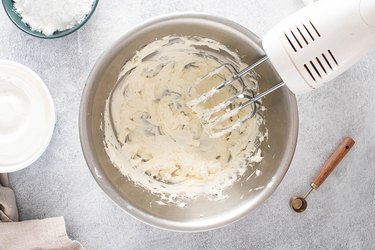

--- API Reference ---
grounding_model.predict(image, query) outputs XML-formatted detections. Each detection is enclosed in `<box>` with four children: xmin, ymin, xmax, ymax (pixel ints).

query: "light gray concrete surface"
<box><xmin>1</xmin><ymin>0</ymin><xmax>375</xmax><ymax>249</ymax></box>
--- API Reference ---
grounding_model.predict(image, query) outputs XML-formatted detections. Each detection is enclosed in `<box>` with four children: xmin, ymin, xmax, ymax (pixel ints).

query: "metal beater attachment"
<box><xmin>187</xmin><ymin>56</ymin><xmax>285</xmax><ymax>138</ymax></box>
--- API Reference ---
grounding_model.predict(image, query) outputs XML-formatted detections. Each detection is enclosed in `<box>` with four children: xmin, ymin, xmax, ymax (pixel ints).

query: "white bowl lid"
<box><xmin>0</xmin><ymin>60</ymin><xmax>55</xmax><ymax>173</ymax></box>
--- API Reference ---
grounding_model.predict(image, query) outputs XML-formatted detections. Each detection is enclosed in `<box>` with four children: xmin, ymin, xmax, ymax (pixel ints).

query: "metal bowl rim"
<box><xmin>79</xmin><ymin>12</ymin><xmax>299</xmax><ymax>232</ymax></box>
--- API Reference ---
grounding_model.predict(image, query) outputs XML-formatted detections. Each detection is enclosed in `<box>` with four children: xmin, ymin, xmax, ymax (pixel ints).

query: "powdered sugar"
<box><xmin>13</xmin><ymin>0</ymin><xmax>95</xmax><ymax>36</ymax></box>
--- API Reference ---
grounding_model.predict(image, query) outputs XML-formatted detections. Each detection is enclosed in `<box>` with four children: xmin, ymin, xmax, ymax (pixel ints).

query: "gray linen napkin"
<box><xmin>0</xmin><ymin>173</ymin><xmax>84</xmax><ymax>250</ymax></box>
<box><xmin>0</xmin><ymin>173</ymin><xmax>18</xmax><ymax>222</ymax></box>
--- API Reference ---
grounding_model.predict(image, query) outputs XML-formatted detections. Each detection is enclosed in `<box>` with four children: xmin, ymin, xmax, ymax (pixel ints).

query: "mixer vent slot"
<box><xmin>297</xmin><ymin>27</ymin><xmax>308</xmax><ymax>45</ymax></box>
<box><xmin>304</xmin><ymin>64</ymin><xmax>315</xmax><ymax>81</ymax></box>
<box><xmin>285</xmin><ymin>33</ymin><xmax>297</xmax><ymax>52</ymax></box>
<box><xmin>285</xmin><ymin>20</ymin><xmax>321</xmax><ymax>52</ymax></box>
<box><xmin>304</xmin><ymin>50</ymin><xmax>338</xmax><ymax>81</ymax></box>
<box><xmin>322</xmin><ymin>53</ymin><xmax>332</xmax><ymax>69</ymax></box>
<box><xmin>291</xmin><ymin>30</ymin><xmax>303</xmax><ymax>49</ymax></box>
<box><xmin>309</xmin><ymin>20</ymin><xmax>321</xmax><ymax>37</ymax></box>
<box><xmin>316</xmin><ymin>57</ymin><xmax>327</xmax><ymax>74</ymax></box>
<box><xmin>328</xmin><ymin>49</ymin><xmax>338</xmax><ymax>65</ymax></box>
<box><xmin>322</xmin><ymin>50</ymin><xmax>339</xmax><ymax>69</ymax></box>
<box><xmin>310</xmin><ymin>60</ymin><xmax>321</xmax><ymax>78</ymax></box>
<box><xmin>303</xmin><ymin>23</ymin><xmax>314</xmax><ymax>41</ymax></box>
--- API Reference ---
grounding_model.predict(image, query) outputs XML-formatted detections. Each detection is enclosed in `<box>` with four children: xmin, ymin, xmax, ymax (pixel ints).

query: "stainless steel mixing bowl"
<box><xmin>79</xmin><ymin>13</ymin><xmax>298</xmax><ymax>231</ymax></box>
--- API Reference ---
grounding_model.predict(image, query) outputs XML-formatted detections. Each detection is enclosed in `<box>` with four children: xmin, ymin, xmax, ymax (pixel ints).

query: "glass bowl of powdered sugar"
<box><xmin>2</xmin><ymin>0</ymin><xmax>98</xmax><ymax>39</ymax></box>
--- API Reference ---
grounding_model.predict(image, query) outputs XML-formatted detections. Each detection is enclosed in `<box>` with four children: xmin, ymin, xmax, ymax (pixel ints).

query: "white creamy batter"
<box><xmin>103</xmin><ymin>36</ymin><xmax>266</xmax><ymax>204</ymax></box>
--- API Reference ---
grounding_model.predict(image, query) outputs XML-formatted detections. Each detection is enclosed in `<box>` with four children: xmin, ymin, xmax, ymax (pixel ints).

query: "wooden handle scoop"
<box><xmin>290</xmin><ymin>137</ymin><xmax>355</xmax><ymax>213</ymax></box>
<box><xmin>311</xmin><ymin>137</ymin><xmax>355</xmax><ymax>189</ymax></box>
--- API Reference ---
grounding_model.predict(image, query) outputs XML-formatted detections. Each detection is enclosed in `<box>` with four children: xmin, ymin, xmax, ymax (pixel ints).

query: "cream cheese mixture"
<box><xmin>103</xmin><ymin>36</ymin><xmax>266</xmax><ymax>204</ymax></box>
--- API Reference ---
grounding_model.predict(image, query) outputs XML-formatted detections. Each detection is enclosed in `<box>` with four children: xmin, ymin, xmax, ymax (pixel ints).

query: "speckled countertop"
<box><xmin>1</xmin><ymin>0</ymin><xmax>374</xmax><ymax>249</ymax></box>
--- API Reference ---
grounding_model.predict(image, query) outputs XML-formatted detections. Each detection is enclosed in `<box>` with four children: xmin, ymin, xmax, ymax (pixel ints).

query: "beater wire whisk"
<box><xmin>187</xmin><ymin>56</ymin><xmax>285</xmax><ymax>138</ymax></box>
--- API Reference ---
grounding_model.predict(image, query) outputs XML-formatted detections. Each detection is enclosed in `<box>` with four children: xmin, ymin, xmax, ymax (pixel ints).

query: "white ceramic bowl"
<box><xmin>0</xmin><ymin>60</ymin><xmax>55</xmax><ymax>173</ymax></box>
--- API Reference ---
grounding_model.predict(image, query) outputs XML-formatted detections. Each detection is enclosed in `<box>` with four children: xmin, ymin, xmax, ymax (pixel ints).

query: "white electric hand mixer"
<box><xmin>188</xmin><ymin>0</ymin><xmax>375</xmax><ymax>138</ymax></box>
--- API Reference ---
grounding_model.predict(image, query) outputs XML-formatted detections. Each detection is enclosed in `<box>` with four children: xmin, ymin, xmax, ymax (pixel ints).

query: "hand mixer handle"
<box><xmin>262</xmin><ymin>0</ymin><xmax>375</xmax><ymax>95</ymax></box>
